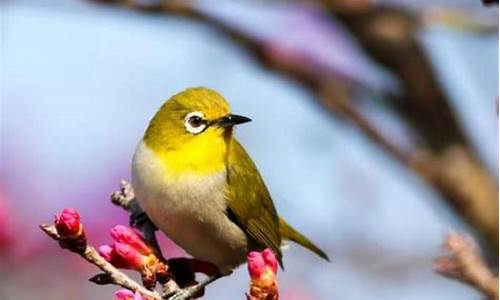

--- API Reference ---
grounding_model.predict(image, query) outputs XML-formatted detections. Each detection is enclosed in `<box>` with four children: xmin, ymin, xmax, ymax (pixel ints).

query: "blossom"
<box><xmin>100</xmin><ymin>225</ymin><xmax>167</xmax><ymax>288</ymax></box>
<box><xmin>98</xmin><ymin>243</ymin><xmax>143</xmax><ymax>269</ymax></box>
<box><xmin>114</xmin><ymin>289</ymin><xmax>145</xmax><ymax>300</ymax></box>
<box><xmin>99</xmin><ymin>225</ymin><xmax>162</xmax><ymax>272</ymax></box>
<box><xmin>53</xmin><ymin>207</ymin><xmax>86</xmax><ymax>251</ymax></box>
<box><xmin>247</xmin><ymin>248</ymin><xmax>279</xmax><ymax>300</ymax></box>
<box><xmin>261</xmin><ymin>248</ymin><xmax>278</xmax><ymax>275</ymax></box>
<box><xmin>110</xmin><ymin>225</ymin><xmax>152</xmax><ymax>255</ymax></box>
<box><xmin>0</xmin><ymin>195</ymin><xmax>13</xmax><ymax>253</ymax></box>
<box><xmin>99</xmin><ymin>241</ymin><xmax>154</xmax><ymax>270</ymax></box>
<box><xmin>247</xmin><ymin>248</ymin><xmax>278</xmax><ymax>284</ymax></box>
<box><xmin>54</xmin><ymin>208</ymin><xmax>82</xmax><ymax>238</ymax></box>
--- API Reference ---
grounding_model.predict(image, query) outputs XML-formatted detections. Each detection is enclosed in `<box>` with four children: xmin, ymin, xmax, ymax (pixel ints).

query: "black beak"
<box><xmin>215</xmin><ymin>114</ymin><xmax>252</xmax><ymax>128</ymax></box>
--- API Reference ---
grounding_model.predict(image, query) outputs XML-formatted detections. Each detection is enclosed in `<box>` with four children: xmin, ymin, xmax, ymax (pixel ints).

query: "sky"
<box><xmin>1</xmin><ymin>1</ymin><xmax>497</xmax><ymax>299</ymax></box>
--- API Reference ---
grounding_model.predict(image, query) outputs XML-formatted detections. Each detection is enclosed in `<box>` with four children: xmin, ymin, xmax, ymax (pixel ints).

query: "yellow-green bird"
<box><xmin>132</xmin><ymin>87</ymin><xmax>328</xmax><ymax>294</ymax></box>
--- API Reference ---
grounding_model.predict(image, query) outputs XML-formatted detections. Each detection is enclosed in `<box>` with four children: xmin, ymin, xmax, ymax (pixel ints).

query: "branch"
<box><xmin>110</xmin><ymin>180</ymin><xmax>183</xmax><ymax>298</ymax></box>
<box><xmin>39</xmin><ymin>191</ymin><xmax>183</xmax><ymax>299</ymax></box>
<box><xmin>435</xmin><ymin>232</ymin><xmax>499</xmax><ymax>300</ymax></box>
<box><xmin>111</xmin><ymin>179</ymin><xmax>136</xmax><ymax>210</ymax></box>
<box><xmin>319</xmin><ymin>0</ymin><xmax>498</xmax><ymax>254</ymax></box>
<box><xmin>88</xmin><ymin>0</ymin><xmax>498</xmax><ymax>256</ymax></box>
<box><xmin>42</xmin><ymin>181</ymin><xmax>280</xmax><ymax>299</ymax></box>
<box><xmin>39</xmin><ymin>223</ymin><xmax>162</xmax><ymax>300</ymax></box>
<box><xmin>482</xmin><ymin>0</ymin><xmax>498</xmax><ymax>6</ymax></box>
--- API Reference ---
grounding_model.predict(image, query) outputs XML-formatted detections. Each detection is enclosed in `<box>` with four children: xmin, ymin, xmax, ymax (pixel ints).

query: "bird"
<box><xmin>132</xmin><ymin>87</ymin><xmax>329</xmax><ymax>297</ymax></box>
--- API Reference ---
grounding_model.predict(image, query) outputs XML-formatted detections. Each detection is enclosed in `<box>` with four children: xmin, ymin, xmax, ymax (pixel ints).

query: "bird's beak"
<box><xmin>215</xmin><ymin>114</ymin><xmax>252</xmax><ymax>128</ymax></box>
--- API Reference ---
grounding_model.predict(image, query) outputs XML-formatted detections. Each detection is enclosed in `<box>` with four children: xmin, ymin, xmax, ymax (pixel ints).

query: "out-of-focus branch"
<box><xmin>435</xmin><ymin>232</ymin><xmax>499</xmax><ymax>300</ymax></box>
<box><xmin>319</xmin><ymin>0</ymin><xmax>498</xmax><ymax>255</ymax></box>
<box><xmin>421</xmin><ymin>8</ymin><xmax>498</xmax><ymax>33</ymax></box>
<box><xmin>89</xmin><ymin>0</ymin><xmax>498</xmax><ymax>256</ymax></box>
<box><xmin>39</xmin><ymin>223</ymin><xmax>162</xmax><ymax>300</ymax></box>
<box><xmin>482</xmin><ymin>0</ymin><xmax>498</xmax><ymax>6</ymax></box>
<box><xmin>320</xmin><ymin>1</ymin><xmax>469</xmax><ymax>150</ymax></box>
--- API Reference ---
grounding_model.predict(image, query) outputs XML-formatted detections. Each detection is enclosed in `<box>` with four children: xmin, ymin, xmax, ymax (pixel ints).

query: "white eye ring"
<box><xmin>184</xmin><ymin>111</ymin><xmax>207</xmax><ymax>134</ymax></box>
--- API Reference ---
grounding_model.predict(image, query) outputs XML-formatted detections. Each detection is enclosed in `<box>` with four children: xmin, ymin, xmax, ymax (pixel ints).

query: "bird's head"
<box><xmin>143</xmin><ymin>87</ymin><xmax>251</xmax><ymax>173</ymax></box>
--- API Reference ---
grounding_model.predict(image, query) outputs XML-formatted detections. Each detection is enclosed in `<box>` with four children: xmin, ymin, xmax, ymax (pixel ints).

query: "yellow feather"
<box><xmin>154</xmin><ymin>126</ymin><xmax>228</xmax><ymax>176</ymax></box>
<box><xmin>143</xmin><ymin>87</ymin><xmax>231</xmax><ymax>176</ymax></box>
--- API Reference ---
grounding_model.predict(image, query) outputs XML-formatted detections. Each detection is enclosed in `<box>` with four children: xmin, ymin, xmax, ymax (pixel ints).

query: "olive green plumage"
<box><xmin>133</xmin><ymin>87</ymin><xmax>329</xmax><ymax>273</ymax></box>
<box><xmin>226</xmin><ymin>139</ymin><xmax>329</xmax><ymax>267</ymax></box>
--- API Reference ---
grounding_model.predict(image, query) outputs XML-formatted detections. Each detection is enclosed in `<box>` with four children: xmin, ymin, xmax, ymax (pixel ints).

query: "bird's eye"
<box><xmin>184</xmin><ymin>112</ymin><xmax>206</xmax><ymax>134</ymax></box>
<box><xmin>188</xmin><ymin>115</ymin><xmax>203</xmax><ymax>127</ymax></box>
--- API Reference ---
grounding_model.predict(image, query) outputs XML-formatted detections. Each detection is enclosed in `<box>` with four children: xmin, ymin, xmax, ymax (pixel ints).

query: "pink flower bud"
<box><xmin>54</xmin><ymin>208</ymin><xmax>82</xmax><ymax>237</ymax></box>
<box><xmin>98</xmin><ymin>245</ymin><xmax>114</xmax><ymax>262</ymax></box>
<box><xmin>102</xmin><ymin>225</ymin><xmax>165</xmax><ymax>287</ymax></box>
<box><xmin>261</xmin><ymin>248</ymin><xmax>278</xmax><ymax>275</ymax></box>
<box><xmin>247</xmin><ymin>251</ymin><xmax>267</xmax><ymax>280</ymax></box>
<box><xmin>247</xmin><ymin>248</ymin><xmax>279</xmax><ymax>300</ymax></box>
<box><xmin>99</xmin><ymin>242</ymin><xmax>146</xmax><ymax>269</ymax></box>
<box><xmin>247</xmin><ymin>248</ymin><xmax>278</xmax><ymax>280</ymax></box>
<box><xmin>113</xmin><ymin>242</ymin><xmax>145</xmax><ymax>269</ymax></box>
<box><xmin>114</xmin><ymin>289</ymin><xmax>145</xmax><ymax>300</ymax></box>
<box><xmin>111</xmin><ymin>225</ymin><xmax>152</xmax><ymax>255</ymax></box>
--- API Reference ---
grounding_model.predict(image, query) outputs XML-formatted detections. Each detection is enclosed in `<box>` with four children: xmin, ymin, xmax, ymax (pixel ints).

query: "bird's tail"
<box><xmin>279</xmin><ymin>218</ymin><xmax>330</xmax><ymax>261</ymax></box>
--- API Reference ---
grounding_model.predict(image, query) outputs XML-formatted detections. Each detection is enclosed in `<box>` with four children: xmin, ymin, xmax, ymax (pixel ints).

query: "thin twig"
<box><xmin>435</xmin><ymin>232</ymin><xmax>499</xmax><ymax>300</ymax></box>
<box><xmin>39</xmin><ymin>224</ymin><xmax>162</xmax><ymax>300</ymax></box>
<box><xmin>111</xmin><ymin>181</ymin><xmax>182</xmax><ymax>298</ymax></box>
<box><xmin>111</xmin><ymin>179</ymin><xmax>136</xmax><ymax>210</ymax></box>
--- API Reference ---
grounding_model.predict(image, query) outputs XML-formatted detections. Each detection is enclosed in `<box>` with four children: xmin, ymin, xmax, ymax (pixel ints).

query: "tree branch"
<box><xmin>39</xmin><ymin>182</ymin><xmax>204</xmax><ymax>300</ymax></box>
<box><xmin>39</xmin><ymin>224</ymin><xmax>162</xmax><ymax>300</ymax></box>
<box><xmin>41</xmin><ymin>181</ymin><xmax>280</xmax><ymax>299</ymax></box>
<box><xmin>319</xmin><ymin>0</ymin><xmax>499</xmax><ymax>255</ymax></box>
<box><xmin>435</xmin><ymin>232</ymin><xmax>499</xmax><ymax>300</ymax></box>
<box><xmin>110</xmin><ymin>180</ymin><xmax>183</xmax><ymax>298</ymax></box>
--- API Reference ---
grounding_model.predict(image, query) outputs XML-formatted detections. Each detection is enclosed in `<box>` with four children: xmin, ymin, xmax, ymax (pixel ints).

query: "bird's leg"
<box><xmin>129</xmin><ymin>200</ymin><xmax>165</xmax><ymax>261</ymax></box>
<box><xmin>165</xmin><ymin>272</ymin><xmax>228</xmax><ymax>300</ymax></box>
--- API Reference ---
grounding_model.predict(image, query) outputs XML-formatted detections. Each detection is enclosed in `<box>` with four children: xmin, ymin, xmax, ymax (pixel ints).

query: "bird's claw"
<box><xmin>127</xmin><ymin>200</ymin><xmax>165</xmax><ymax>260</ymax></box>
<box><xmin>129</xmin><ymin>201</ymin><xmax>154</xmax><ymax>229</ymax></box>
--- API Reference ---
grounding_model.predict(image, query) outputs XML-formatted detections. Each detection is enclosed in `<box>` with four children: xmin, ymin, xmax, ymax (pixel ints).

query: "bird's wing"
<box><xmin>225</xmin><ymin>139</ymin><xmax>283</xmax><ymax>266</ymax></box>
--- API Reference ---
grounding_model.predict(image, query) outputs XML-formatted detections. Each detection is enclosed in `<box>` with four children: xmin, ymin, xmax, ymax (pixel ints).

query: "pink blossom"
<box><xmin>110</xmin><ymin>225</ymin><xmax>152</xmax><ymax>255</ymax></box>
<box><xmin>247</xmin><ymin>248</ymin><xmax>278</xmax><ymax>281</ymax></box>
<box><xmin>100</xmin><ymin>225</ymin><xmax>158</xmax><ymax>270</ymax></box>
<box><xmin>113</xmin><ymin>242</ymin><xmax>145</xmax><ymax>268</ymax></box>
<box><xmin>98</xmin><ymin>244</ymin><xmax>114</xmax><ymax>262</ymax></box>
<box><xmin>0</xmin><ymin>195</ymin><xmax>13</xmax><ymax>253</ymax></box>
<box><xmin>100</xmin><ymin>224</ymin><xmax>165</xmax><ymax>283</ymax></box>
<box><xmin>114</xmin><ymin>289</ymin><xmax>145</xmax><ymax>300</ymax></box>
<box><xmin>247</xmin><ymin>248</ymin><xmax>279</xmax><ymax>300</ymax></box>
<box><xmin>247</xmin><ymin>251</ymin><xmax>267</xmax><ymax>280</ymax></box>
<box><xmin>54</xmin><ymin>208</ymin><xmax>82</xmax><ymax>238</ymax></box>
<box><xmin>99</xmin><ymin>242</ymin><xmax>146</xmax><ymax>269</ymax></box>
<box><xmin>261</xmin><ymin>248</ymin><xmax>278</xmax><ymax>274</ymax></box>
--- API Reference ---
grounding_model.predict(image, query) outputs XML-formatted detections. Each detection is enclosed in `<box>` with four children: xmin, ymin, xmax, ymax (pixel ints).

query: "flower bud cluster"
<box><xmin>247</xmin><ymin>248</ymin><xmax>279</xmax><ymax>300</ymax></box>
<box><xmin>99</xmin><ymin>225</ymin><xmax>168</xmax><ymax>288</ymax></box>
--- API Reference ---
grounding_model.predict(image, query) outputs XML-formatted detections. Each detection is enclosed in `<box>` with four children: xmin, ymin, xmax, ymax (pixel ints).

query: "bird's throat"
<box><xmin>147</xmin><ymin>129</ymin><xmax>230</xmax><ymax>177</ymax></box>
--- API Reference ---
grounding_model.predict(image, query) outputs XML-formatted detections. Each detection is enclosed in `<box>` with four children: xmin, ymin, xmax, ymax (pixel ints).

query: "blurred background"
<box><xmin>1</xmin><ymin>0</ymin><xmax>498</xmax><ymax>299</ymax></box>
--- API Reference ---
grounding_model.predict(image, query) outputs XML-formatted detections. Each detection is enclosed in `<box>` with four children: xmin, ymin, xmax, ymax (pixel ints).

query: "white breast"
<box><xmin>131</xmin><ymin>142</ymin><xmax>248</xmax><ymax>272</ymax></box>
